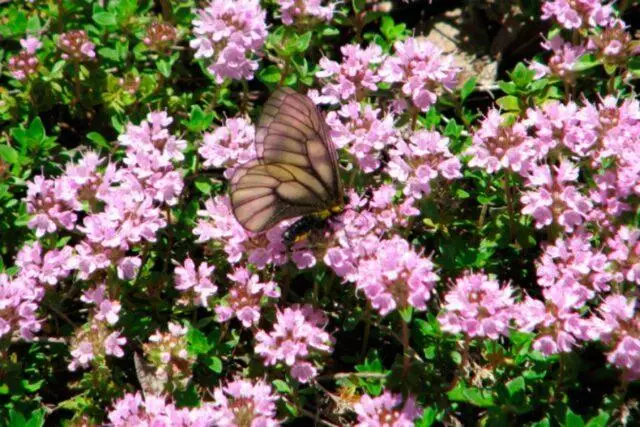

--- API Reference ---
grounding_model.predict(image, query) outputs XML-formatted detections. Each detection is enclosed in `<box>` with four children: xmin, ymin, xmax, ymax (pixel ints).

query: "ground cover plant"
<box><xmin>1</xmin><ymin>0</ymin><xmax>640</xmax><ymax>425</ymax></box>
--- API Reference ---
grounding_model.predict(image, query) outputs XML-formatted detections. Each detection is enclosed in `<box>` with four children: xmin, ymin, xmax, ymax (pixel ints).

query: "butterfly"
<box><xmin>230</xmin><ymin>88</ymin><xmax>344</xmax><ymax>244</ymax></box>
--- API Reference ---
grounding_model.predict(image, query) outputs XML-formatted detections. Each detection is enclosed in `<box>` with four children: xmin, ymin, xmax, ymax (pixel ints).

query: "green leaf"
<box><xmin>509</xmin><ymin>62</ymin><xmax>535</xmax><ymax>88</ymax></box>
<box><xmin>0</xmin><ymin>144</ymin><xmax>19</xmax><ymax>164</ymax></box>
<box><xmin>186</xmin><ymin>326</ymin><xmax>213</xmax><ymax>355</ymax></box>
<box><xmin>399</xmin><ymin>307</ymin><xmax>413</xmax><ymax>323</ymax></box>
<box><xmin>416</xmin><ymin>407</ymin><xmax>437</xmax><ymax>427</ymax></box>
<box><xmin>207</xmin><ymin>356</ymin><xmax>223</xmax><ymax>373</ymax></box>
<box><xmin>460</xmin><ymin>76</ymin><xmax>477</xmax><ymax>101</ymax></box>
<box><xmin>194</xmin><ymin>177</ymin><xmax>212</xmax><ymax>194</ymax></box>
<box><xmin>86</xmin><ymin>132</ymin><xmax>111</xmax><ymax>151</ymax></box>
<box><xmin>28</xmin><ymin>117</ymin><xmax>45</xmax><ymax>142</ymax></box>
<box><xmin>186</xmin><ymin>105</ymin><xmax>215</xmax><ymax>132</ymax></box>
<box><xmin>573</xmin><ymin>54</ymin><xmax>599</xmax><ymax>72</ymax></box>
<box><xmin>565</xmin><ymin>409</ymin><xmax>585</xmax><ymax>427</ymax></box>
<box><xmin>295</xmin><ymin>32</ymin><xmax>313</xmax><ymax>52</ymax></box>
<box><xmin>93</xmin><ymin>11</ymin><xmax>118</xmax><ymax>27</ymax></box>
<box><xmin>258</xmin><ymin>65</ymin><xmax>282</xmax><ymax>84</ymax></box>
<box><xmin>273</xmin><ymin>379</ymin><xmax>292</xmax><ymax>394</ymax></box>
<box><xmin>157</xmin><ymin>59</ymin><xmax>172</xmax><ymax>78</ymax></box>
<box><xmin>629</xmin><ymin>56</ymin><xmax>640</xmax><ymax>77</ymax></box>
<box><xmin>447</xmin><ymin>382</ymin><xmax>494</xmax><ymax>408</ymax></box>
<box><xmin>496</xmin><ymin>95</ymin><xmax>521</xmax><ymax>112</ymax></box>
<box><xmin>505</xmin><ymin>377</ymin><xmax>525</xmax><ymax>405</ymax></box>
<box><xmin>585</xmin><ymin>411</ymin><xmax>609</xmax><ymax>427</ymax></box>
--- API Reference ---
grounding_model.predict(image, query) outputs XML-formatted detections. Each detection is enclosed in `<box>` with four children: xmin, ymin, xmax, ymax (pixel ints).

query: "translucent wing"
<box><xmin>256</xmin><ymin>87</ymin><xmax>342</xmax><ymax>202</ymax></box>
<box><xmin>230</xmin><ymin>88</ymin><xmax>343</xmax><ymax>233</ymax></box>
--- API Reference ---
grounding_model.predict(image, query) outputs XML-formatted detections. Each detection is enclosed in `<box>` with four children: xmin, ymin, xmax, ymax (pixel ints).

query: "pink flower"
<box><xmin>255</xmin><ymin>304</ymin><xmax>333</xmax><ymax>382</ymax></box>
<box><xmin>96</xmin><ymin>299</ymin><xmax>122</xmax><ymax>325</ymax></box>
<box><xmin>537</xmin><ymin>233</ymin><xmax>611</xmax><ymax>299</ymax></box>
<box><xmin>325</xmin><ymin>102</ymin><xmax>400</xmax><ymax>172</ymax></box>
<box><xmin>515</xmin><ymin>285</ymin><xmax>592</xmax><ymax>355</ymax></box>
<box><xmin>530</xmin><ymin>36</ymin><xmax>588</xmax><ymax>85</ymax></box>
<box><xmin>215</xmin><ymin>267</ymin><xmax>279</xmax><ymax>328</ymax></box>
<box><xmin>606</xmin><ymin>226</ymin><xmax>640</xmax><ymax>284</ymax></box>
<box><xmin>8</xmin><ymin>51</ymin><xmax>39</xmax><ymax>81</ymax></box>
<box><xmin>20</xmin><ymin>36</ymin><xmax>42</xmax><ymax>54</ymax></box>
<box><xmin>0</xmin><ymin>273</ymin><xmax>42</xmax><ymax>340</ymax></box>
<box><xmin>190</xmin><ymin>0</ymin><xmax>267</xmax><ymax>83</ymax></box>
<box><xmin>278</xmin><ymin>0</ymin><xmax>335</xmax><ymax>25</ymax></box>
<box><xmin>209</xmin><ymin>378</ymin><xmax>279</xmax><ymax>426</ymax></box>
<box><xmin>174</xmin><ymin>258</ymin><xmax>217</xmax><ymax>307</ymax></box>
<box><xmin>198</xmin><ymin>117</ymin><xmax>256</xmax><ymax>177</ymax></box>
<box><xmin>466</xmin><ymin>109</ymin><xmax>533</xmax><ymax>174</ymax></box>
<box><xmin>521</xmin><ymin>161</ymin><xmax>592</xmax><ymax>233</ymax></box>
<box><xmin>68</xmin><ymin>340</ymin><xmax>95</xmax><ymax>371</ymax></box>
<box><xmin>105</xmin><ymin>331</ymin><xmax>127</xmax><ymax>357</ymax></box>
<box><xmin>380</xmin><ymin>37</ymin><xmax>460</xmax><ymax>112</ymax></box>
<box><xmin>389</xmin><ymin>130</ymin><xmax>461</xmax><ymax>198</ymax></box>
<box><xmin>108</xmin><ymin>392</ymin><xmax>215</xmax><ymax>426</ymax></box>
<box><xmin>313</xmin><ymin>43</ymin><xmax>385</xmax><ymax>104</ymax></box>
<box><xmin>353</xmin><ymin>236</ymin><xmax>438</xmax><ymax>316</ymax></box>
<box><xmin>438</xmin><ymin>272</ymin><xmax>515</xmax><ymax>339</ymax></box>
<box><xmin>541</xmin><ymin>0</ymin><xmax>614</xmax><ymax>29</ymax></box>
<box><xmin>590</xmin><ymin>295</ymin><xmax>640</xmax><ymax>380</ymax></box>
<box><xmin>354</xmin><ymin>391</ymin><xmax>421</xmax><ymax>427</ymax></box>
<box><xmin>58</xmin><ymin>30</ymin><xmax>95</xmax><ymax>61</ymax></box>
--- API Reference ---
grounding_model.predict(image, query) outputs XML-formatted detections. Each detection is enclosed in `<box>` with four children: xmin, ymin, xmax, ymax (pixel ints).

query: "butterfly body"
<box><xmin>282</xmin><ymin>204</ymin><xmax>343</xmax><ymax>246</ymax></box>
<box><xmin>230</xmin><ymin>88</ymin><xmax>344</xmax><ymax>236</ymax></box>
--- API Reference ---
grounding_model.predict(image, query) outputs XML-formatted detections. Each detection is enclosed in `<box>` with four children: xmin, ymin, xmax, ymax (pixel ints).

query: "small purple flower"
<box><xmin>209</xmin><ymin>378</ymin><xmax>279</xmax><ymax>426</ymax></box>
<box><xmin>278</xmin><ymin>0</ymin><xmax>335</xmax><ymax>25</ymax></box>
<box><xmin>174</xmin><ymin>258</ymin><xmax>217</xmax><ymax>307</ymax></box>
<box><xmin>215</xmin><ymin>267</ymin><xmax>279</xmax><ymax>328</ymax></box>
<box><xmin>58</xmin><ymin>30</ymin><xmax>96</xmax><ymax>61</ymax></box>
<box><xmin>354</xmin><ymin>391</ymin><xmax>421</xmax><ymax>427</ymax></box>
<box><xmin>438</xmin><ymin>272</ymin><xmax>515</xmax><ymax>339</ymax></box>
<box><xmin>255</xmin><ymin>304</ymin><xmax>333</xmax><ymax>382</ymax></box>
<box><xmin>190</xmin><ymin>0</ymin><xmax>267</xmax><ymax>83</ymax></box>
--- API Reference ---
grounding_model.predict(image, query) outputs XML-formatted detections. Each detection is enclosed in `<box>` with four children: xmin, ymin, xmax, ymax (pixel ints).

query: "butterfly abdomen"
<box><xmin>283</xmin><ymin>213</ymin><xmax>329</xmax><ymax>246</ymax></box>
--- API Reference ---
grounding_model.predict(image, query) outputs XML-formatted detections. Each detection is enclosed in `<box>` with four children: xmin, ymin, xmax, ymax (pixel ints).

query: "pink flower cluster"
<box><xmin>8</xmin><ymin>36</ymin><xmax>41</xmax><ymax>81</ymax></box>
<box><xmin>26</xmin><ymin>112</ymin><xmax>185</xmax><ymax>285</ymax></box>
<box><xmin>68</xmin><ymin>322</ymin><xmax>127</xmax><ymax>371</ymax></box>
<box><xmin>313</xmin><ymin>43</ymin><xmax>385</xmax><ymax>104</ymax></box>
<box><xmin>255</xmin><ymin>304</ymin><xmax>333</xmax><ymax>382</ymax></box>
<box><xmin>541</xmin><ymin>0</ymin><xmax>614</xmax><ymax>29</ymax></box>
<box><xmin>142</xmin><ymin>322</ymin><xmax>195</xmax><ymax>390</ymax></box>
<box><xmin>108</xmin><ymin>392</ymin><xmax>215</xmax><ymax>426</ymax></box>
<box><xmin>190</xmin><ymin>0</ymin><xmax>267</xmax><ymax>83</ymax></box>
<box><xmin>380</xmin><ymin>37</ymin><xmax>460</xmax><ymax>112</ymax></box>
<box><xmin>537</xmin><ymin>233</ymin><xmax>611</xmax><ymax>299</ymax></box>
<box><xmin>0</xmin><ymin>273</ymin><xmax>42</xmax><ymax>340</ymax></box>
<box><xmin>530</xmin><ymin>36</ymin><xmax>588</xmax><ymax>85</ymax></box>
<box><xmin>354</xmin><ymin>391</ymin><xmax>421</xmax><ymax>427</ymax></box>
<box><xmin>521</xmin><ymin>160</ymin><xmax>592</xmax><ymax>233</ymax></box>
<box><xmin>389</xmin><ymin>129</ymin><xmax>462</xmax><ymax>198</ymax></box>
<box><xmin>325</xmin><ymin>102</ymin><xmax>399</xmax><ymax>172</ymax></box>
<box><xmin>466</xmin><ymin>109</ymin><xmax>533</xmax><ymax>174</ymax></box>
<box><xmin>58</xmin><ymin>30</ymin><xmax>96</xmax><ymax>61</ymax></box>
<box><xmin>278</xmin><ymin>0</ymin><xmax>335</xmax><ymax>26</ymax></box>
<box><xmin>108</xmin><ymin>378</ymin><xmax>279</xmax><ymax>426</ymax></box>
<box><xmin>591</xmin><ymin>295</ymin><xmax>640</xmax><ymax>381</ymax></box>
<box><xmin>209</xmin><ymin>378</ymin><xmax>279</xmax><ymax>426</ymax></box>
<box><xmin>198</xmin><ymin>116</ymin><xmax>256</xmax><ymax>178</ymax></box>
<box><xmin>438</xmin><ymin>272</ymin><xmax>515</xmax><ymax>339</ymax></box>
<box><xmin>193</xmin><ymin>195</ymin><xmax>316</xmax><ymax>269</ymax></box>
<box><xmin>215</xmin><ymin>267</ymin><xmax>280</xmax><ymax>328</ymax></box>
<box><xmin>174</xmin><ymin>258</ymin><xmax>217</xmax><ymax>307</ymax></box>
<box><xmin>324</xmin><ymin>187</ymin><xmax>420</xmax><ymax>281</ymax></box>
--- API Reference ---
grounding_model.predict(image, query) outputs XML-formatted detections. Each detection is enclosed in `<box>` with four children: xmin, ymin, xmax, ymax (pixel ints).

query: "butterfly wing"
<box><xmin>230</xmin><ymin>88</ymin><xmax>343</xmax><ymax>233</ymax></box>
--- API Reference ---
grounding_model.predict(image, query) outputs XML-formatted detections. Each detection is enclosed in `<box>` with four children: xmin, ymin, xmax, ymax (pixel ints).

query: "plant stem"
<box><xmin>360</xmin><ymin>302</ymin><xmax>372</xmax><ymax>358</ymax></box>
<box><xmin>402</xmin><ymin>318</ymin><xmax>410</xmax><ymax>377</ymax></box>
<box><xmin>503</xmin><ymin>172</ymin><xmax>516</xmax><ymax>241</ymax></box>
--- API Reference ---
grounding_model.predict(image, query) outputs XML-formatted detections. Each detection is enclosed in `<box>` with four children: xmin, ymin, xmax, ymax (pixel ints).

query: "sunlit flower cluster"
<box><xmin>190</xmin><ymin>0</ymin><xmax>268</xmax><ymax>83</ymax></box>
